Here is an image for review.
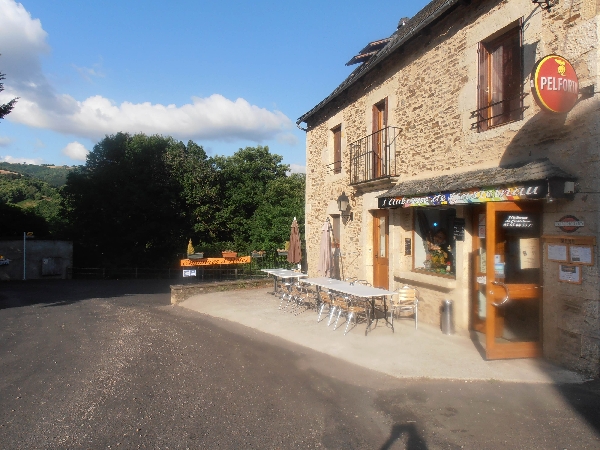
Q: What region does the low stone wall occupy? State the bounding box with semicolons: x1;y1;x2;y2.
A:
170;278;273;304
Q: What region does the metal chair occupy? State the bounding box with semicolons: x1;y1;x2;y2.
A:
290;281;315;315
388;285;419;331
316;289;335;323
278;277;294;311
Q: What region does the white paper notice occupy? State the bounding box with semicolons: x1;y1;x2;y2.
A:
569;245;593;265
559;265;580;283
547;244;568;262
520;238;540;269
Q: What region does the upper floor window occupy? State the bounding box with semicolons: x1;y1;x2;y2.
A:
477;22;523;132
332;125;342;174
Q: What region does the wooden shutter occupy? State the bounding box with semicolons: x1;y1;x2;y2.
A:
333;126;341;174
478;42;489;131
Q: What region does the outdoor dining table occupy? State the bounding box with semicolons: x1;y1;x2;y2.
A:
261;269;307;295
303;277;396;335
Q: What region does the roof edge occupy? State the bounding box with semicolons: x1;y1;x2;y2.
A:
297;0;460;127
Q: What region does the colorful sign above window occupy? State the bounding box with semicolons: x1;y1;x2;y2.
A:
378;184;545;208
530;55;579;113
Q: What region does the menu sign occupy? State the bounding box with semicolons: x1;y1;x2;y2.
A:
453;218;465;241
502;214;534;229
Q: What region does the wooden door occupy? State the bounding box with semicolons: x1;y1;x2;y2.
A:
372;99;387;179
484;201;542;360
373;210;389;289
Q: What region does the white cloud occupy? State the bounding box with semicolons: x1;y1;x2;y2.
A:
276;132;299;146
289;164;306;174
0;154;44;164
62;141;89;161
0;0;293;145
0;136;12;146
72;58;105;83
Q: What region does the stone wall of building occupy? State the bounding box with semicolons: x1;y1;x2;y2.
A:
304;0;599;375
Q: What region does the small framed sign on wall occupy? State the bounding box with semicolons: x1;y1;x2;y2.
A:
558;264;582;284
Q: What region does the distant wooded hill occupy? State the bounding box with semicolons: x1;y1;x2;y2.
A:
0;162;76;187
0;163;69;238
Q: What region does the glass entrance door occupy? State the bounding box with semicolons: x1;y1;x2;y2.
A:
482;201;543;359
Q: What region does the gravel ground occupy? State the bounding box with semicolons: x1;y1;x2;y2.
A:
0;279;598;449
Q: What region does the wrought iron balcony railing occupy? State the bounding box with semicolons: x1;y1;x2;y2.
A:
349;126;401;185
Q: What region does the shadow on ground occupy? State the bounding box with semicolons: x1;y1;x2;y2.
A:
0;279;173;309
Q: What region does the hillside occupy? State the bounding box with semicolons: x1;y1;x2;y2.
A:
0;162;77;187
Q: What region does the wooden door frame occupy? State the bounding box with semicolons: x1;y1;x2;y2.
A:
471;205;486;333
371;98;388;179
372;210;389;289
485;201;542;360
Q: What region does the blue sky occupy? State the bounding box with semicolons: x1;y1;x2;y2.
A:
0;0;430;171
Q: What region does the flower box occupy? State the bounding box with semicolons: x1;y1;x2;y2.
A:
187;253;204;260
251;251;265;258
222;251;237;258
277;250;288;256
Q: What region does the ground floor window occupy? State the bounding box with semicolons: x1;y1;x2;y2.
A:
414;208;456;276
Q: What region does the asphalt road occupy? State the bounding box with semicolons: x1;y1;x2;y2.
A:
1;280;599;449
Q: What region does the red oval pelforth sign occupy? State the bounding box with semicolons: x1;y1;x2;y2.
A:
531;55;579;113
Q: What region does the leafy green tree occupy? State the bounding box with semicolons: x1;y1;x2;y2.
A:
0;173;63;237
62;133;189;267
209;146;289;252
165;140;219;251
0;60;18;119
249;173;305;252
0;203;48;238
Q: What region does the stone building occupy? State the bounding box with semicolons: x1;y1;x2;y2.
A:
297;0;599;376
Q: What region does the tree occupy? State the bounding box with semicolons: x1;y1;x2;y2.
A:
165;140;219;250
61;133;189;267
0;58;18;119
209;146;290;252
249;173;305;252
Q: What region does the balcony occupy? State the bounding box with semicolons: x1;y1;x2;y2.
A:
349;126;401;185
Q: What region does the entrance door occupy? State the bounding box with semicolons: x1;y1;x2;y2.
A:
373;210;389;289
483;201;543;359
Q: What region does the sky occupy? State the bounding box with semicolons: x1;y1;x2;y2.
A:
0;0;430;172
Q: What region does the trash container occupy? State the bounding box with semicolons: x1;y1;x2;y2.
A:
441;299;454;335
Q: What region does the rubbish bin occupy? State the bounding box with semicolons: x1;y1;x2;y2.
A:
441;299;454;335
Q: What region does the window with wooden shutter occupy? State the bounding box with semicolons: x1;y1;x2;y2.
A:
477;22;523;132
332;125;342;174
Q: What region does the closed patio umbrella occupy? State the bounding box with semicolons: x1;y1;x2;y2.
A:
287;217;302;264
318;220;333;277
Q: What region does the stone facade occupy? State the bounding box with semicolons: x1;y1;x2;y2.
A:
301;0;599;376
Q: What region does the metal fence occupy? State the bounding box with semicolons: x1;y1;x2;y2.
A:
67;252;303;281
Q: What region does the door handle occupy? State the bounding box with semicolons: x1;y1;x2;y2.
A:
491;281;510;307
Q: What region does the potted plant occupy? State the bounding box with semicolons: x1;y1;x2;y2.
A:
222;250;237;258
251;250;265;258
186;239;204;259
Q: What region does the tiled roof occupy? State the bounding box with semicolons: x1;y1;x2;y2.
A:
297;0;460;126
378;159;577;198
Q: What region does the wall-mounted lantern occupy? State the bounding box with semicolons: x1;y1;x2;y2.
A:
337;191;353;221
531;0;558;11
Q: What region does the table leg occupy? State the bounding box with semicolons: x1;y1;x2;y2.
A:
365;297;375;336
